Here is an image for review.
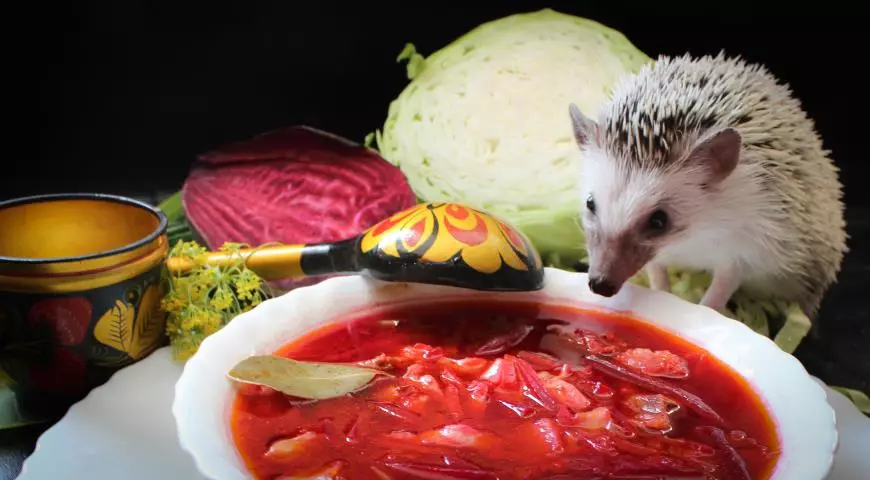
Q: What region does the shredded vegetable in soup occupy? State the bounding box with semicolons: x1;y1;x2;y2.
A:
230;301;780;479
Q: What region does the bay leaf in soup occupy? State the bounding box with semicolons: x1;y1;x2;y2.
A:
228;355;381;400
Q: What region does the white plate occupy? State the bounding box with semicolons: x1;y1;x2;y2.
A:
175;270;837;479
16;351;870;478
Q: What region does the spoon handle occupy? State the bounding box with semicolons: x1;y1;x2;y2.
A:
164;238;359;281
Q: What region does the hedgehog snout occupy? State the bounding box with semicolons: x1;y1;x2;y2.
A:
585;233;652;298
588;275;621;297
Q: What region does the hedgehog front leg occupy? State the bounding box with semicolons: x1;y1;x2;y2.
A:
646;263;671;292
701;267;742;311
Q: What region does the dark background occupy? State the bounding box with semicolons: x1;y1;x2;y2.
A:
2;2;868;477
19;2;870;205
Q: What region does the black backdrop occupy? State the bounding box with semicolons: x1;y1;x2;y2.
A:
21;1;869;204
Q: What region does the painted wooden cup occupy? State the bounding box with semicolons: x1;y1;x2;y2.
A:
0;193;169;416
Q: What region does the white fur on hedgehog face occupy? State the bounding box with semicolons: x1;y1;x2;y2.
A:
578;147;712;282
570;102;746;289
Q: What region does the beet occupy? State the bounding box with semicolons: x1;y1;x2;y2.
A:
181;126;418;291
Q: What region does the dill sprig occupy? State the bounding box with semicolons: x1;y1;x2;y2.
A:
161;240;274;362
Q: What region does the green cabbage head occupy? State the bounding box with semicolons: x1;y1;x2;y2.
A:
368;8;650;267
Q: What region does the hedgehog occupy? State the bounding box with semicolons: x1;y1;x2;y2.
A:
568;51;847;318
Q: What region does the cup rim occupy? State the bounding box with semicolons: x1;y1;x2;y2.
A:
0;193;168;265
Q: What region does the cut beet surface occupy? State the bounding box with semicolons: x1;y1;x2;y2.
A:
181;126;417;291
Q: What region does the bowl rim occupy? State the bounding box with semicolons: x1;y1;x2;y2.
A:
0;193;168;265
173;268;838;480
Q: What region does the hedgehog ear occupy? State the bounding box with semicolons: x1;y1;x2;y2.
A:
569;103;598;148
685;127;742;184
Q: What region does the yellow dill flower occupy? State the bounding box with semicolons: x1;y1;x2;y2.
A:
173;241;208;265
233;270;262;301
249;291;263;307
189;282;208;303
200;312;226;336
209;287;235;311
162;239;272;362
219;242;248;253
179;308;209;332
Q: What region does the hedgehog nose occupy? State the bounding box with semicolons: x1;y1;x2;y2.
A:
588;276;619;297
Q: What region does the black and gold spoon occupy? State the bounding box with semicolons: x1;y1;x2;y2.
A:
165;202;544;292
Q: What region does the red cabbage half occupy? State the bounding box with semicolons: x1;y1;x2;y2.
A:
181;126;418;291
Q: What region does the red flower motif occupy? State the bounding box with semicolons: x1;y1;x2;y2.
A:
27;297;92;346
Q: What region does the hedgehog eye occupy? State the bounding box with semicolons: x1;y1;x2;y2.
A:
647;209;669;234
586;195;596;215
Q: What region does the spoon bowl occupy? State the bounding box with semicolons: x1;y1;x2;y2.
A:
165;202;545;292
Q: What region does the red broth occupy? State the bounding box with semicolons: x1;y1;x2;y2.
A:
230;301;780;479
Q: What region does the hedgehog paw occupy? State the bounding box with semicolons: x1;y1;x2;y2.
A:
701;268;741;312
646;263;671;293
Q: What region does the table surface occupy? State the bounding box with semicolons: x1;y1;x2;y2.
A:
0;195;867;480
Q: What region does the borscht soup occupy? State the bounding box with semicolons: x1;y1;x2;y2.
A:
230;301;780;479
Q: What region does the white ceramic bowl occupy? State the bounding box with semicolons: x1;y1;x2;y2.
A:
173;268;837;480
